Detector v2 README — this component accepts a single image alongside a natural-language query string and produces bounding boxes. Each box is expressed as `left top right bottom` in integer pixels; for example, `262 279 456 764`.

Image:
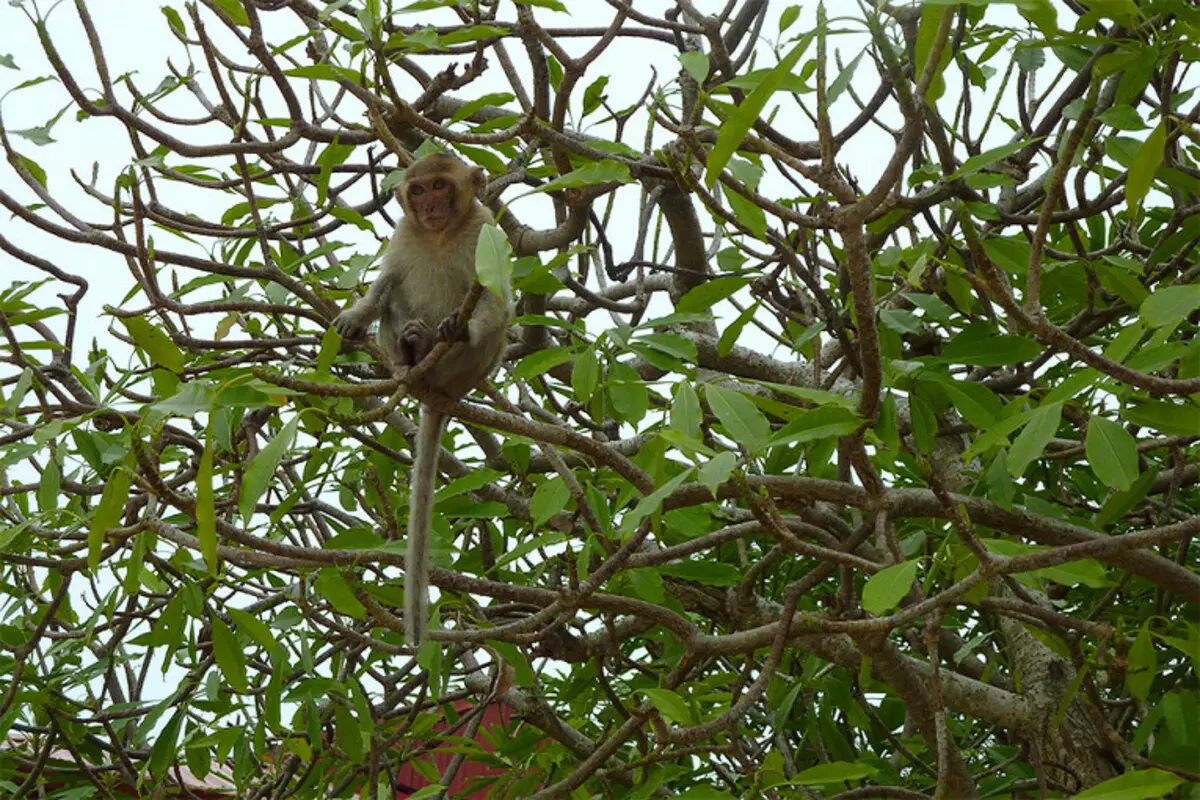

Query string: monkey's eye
411 186 424 196
432 179 446 190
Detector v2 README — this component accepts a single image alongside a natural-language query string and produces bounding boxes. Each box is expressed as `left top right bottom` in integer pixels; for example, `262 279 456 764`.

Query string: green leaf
659 560 741 586
770 406 861 447
212 0 250 25
862 560 918 615
677 276 751 315
952 138 1036 179
315 140 353 205
705 37 810 188
517 0 567 10
1096 467 1158 528
537 160 632 192
1016 0 1058 37
914 6 952 102
705 384 771 453
671 382 702 439
571 348 600 402
317 324 341 374
162 6 186 36
827 51 864 104
719 303 757 357
1008 402 1062 476
628 569 665 603
1073 769 1185 800
334 703 364 762
210 618 247 693
227 608 279 653
1125 627 1155 703
197 430 217 577
37 456 60 513
779 5 800 32
475 223 513 301
147 710 184 784
513 346 576 379
640 688 692 724
942 332 1042 366
794 761 879 786
119 316 185 374
284 64 365 83
486 641 536 686
676 788 735 800
530 478 572 527
88 465 133 571
622 470 692 536
1125 122 1166 218
494 531 568 569
1085 418 1139 491
679 51 709 83
1140 284 1200 328
1123 400 1200 437
698 452 737 497
239 416 300 523
314 568 367 620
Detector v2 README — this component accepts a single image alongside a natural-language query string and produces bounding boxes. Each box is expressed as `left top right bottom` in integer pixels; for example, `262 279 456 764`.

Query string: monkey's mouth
420 213 452 230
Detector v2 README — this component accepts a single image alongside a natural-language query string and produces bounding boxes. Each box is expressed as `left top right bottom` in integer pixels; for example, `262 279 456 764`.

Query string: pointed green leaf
227 607 279 654
705 384 771 453
671 382 702 439
770 406 861 447
210 617 247 693
863 560 918 615
698 452 737 497
1073 769 1184 800
639 688 692 724
1008 402 1062 476
239 415 300 523
1140 284 1200 329
794 761 879 786
1125 121 1166 218
119 316 185 374
1085 417 1139 491
677 276 752 315
530 478 572 527
89 465 133 571
314 568 366 620
705 37 811 188
197 431 217 576
475 223 513 301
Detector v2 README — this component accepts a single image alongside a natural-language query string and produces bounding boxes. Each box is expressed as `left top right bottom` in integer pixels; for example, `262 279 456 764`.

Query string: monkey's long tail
405 405 445 647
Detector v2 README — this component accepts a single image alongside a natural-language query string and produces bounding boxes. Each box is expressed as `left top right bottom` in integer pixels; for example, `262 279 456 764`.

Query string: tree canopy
0 0 1198 798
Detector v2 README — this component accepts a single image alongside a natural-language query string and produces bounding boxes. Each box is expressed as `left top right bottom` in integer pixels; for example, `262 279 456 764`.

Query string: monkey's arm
466 289 509 343
333 272 396 339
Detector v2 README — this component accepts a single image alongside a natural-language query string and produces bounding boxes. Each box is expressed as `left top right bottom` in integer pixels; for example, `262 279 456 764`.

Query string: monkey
333 153 510 645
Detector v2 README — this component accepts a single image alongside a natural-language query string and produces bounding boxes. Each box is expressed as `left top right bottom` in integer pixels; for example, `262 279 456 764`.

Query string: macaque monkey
333 153 510 645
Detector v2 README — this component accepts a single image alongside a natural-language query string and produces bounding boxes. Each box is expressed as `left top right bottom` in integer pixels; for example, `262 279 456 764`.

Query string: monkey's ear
470 167 486 199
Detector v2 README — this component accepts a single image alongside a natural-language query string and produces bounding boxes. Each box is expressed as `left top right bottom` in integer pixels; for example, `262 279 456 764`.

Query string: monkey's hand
437 312 469 344
332 310 369 340
397 320 435 367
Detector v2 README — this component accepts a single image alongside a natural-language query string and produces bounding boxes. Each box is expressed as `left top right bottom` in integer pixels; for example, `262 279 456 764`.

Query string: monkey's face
407 176 457 232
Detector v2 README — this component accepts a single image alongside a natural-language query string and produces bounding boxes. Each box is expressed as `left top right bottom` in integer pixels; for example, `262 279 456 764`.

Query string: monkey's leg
405 405 446 646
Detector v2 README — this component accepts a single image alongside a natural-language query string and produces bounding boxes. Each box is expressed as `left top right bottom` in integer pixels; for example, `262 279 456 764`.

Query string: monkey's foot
397 320 434 366
437 312 467 343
